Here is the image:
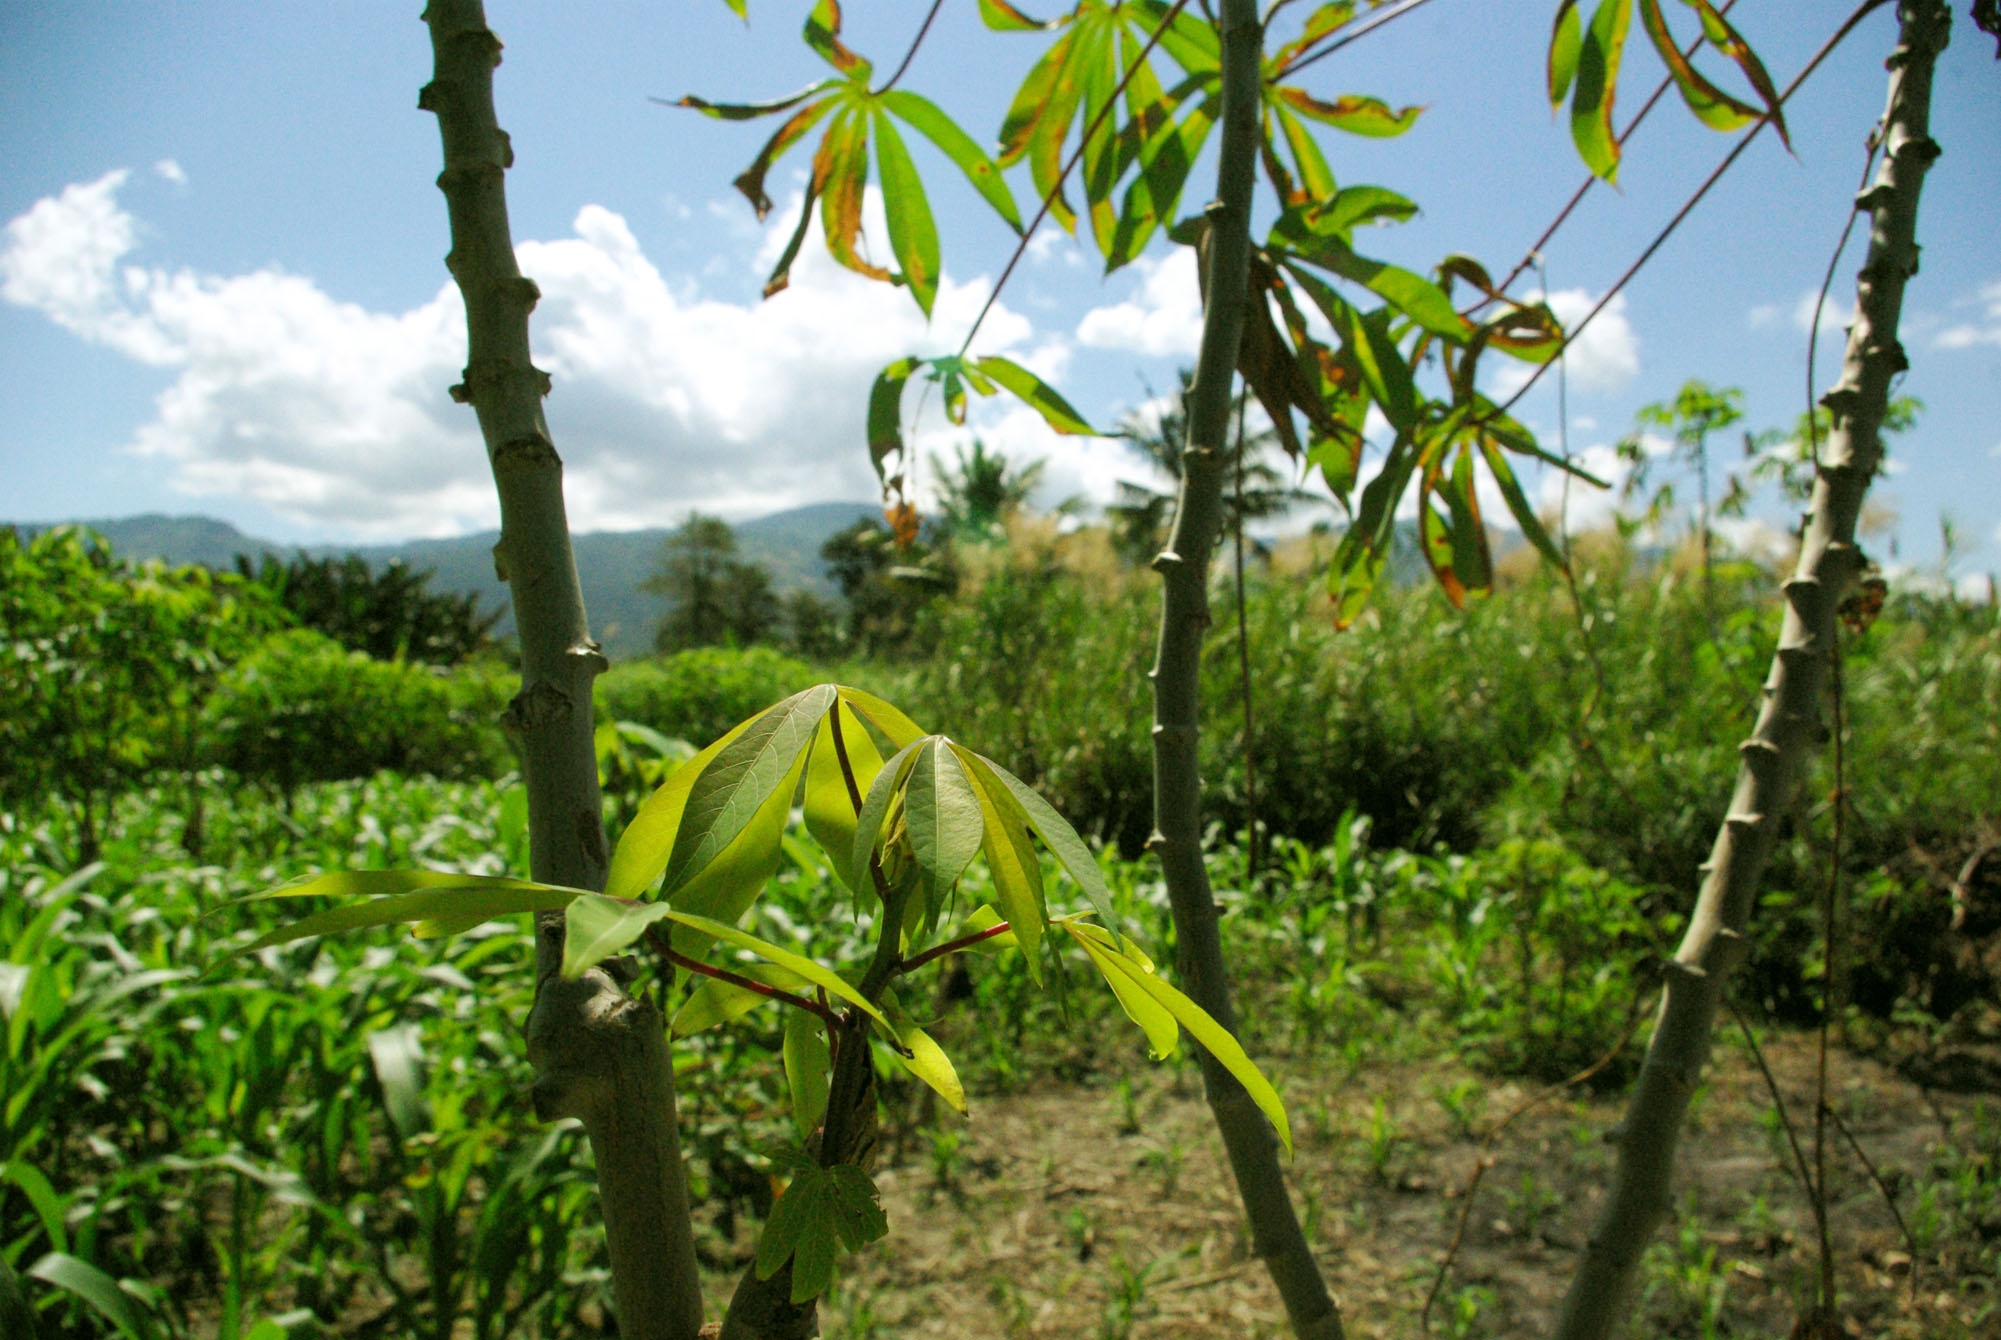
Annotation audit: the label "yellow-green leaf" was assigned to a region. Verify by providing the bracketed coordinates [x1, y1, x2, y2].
[784, 1010, 833, 1136]
[560, 898, 888, 1029]
[210, 870, 583, 964]
[670, 964, 806, 1037]
[951, 744, 1045, 978]
[1065, 921, 1292, 1155]
[666, 684, 835, 895]
[882, 996, 966, 1113]
[803, 702, 884, 894]
[904, 739, 985, 907]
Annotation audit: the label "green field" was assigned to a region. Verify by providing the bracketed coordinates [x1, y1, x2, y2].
[4, 524, 1999, 1337]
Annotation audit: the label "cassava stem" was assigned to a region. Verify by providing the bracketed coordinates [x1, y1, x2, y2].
[1553, 5, 1950, 1335]
[419, 5, 703, 1337]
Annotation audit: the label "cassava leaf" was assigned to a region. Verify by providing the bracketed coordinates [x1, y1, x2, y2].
[783, 1010, 832, 1136]
[1635, 0, 1758, 134]
[954, 744, 1046, 977]
[866, 357, 922, 489]
[803, 0, 870, 78]
[210, 871, 583, 963]
[1064, 921, 1293, 1155]
[881, 995, 966, 1113]
[671, 964, 806, 1037]
[980, 0, 1060, 32]
[730, 94, 839, 219]
[880, 90, 1023, 232]
[818, 110, 891, 282]
[559, 898, 888, 1029]
[955, 751, 1119, 939]
[1570, 0, 1633, 182]
[1273, 87, 1421, 137]
[836, 686, 928, 750]
[1549, 0, 1584, 104]
[972, 356, 1098, 435]
[903, 739, 985, 908]
[803, 702, 884, 894]
[664, 684, 835, 894]
[870, 110, 940, 317]
[850, 738, 927, 890]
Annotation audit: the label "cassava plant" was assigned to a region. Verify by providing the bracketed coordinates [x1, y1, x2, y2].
[685, 1, 1830, 1335]
[205, 1, 1979, 1337]
[1556, 3, 1957, 1334]
[219, 685, 1291, 1339]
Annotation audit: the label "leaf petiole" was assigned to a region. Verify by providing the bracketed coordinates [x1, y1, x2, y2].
[899, 920, 1014, 976]
[643, 926, 842, 1028]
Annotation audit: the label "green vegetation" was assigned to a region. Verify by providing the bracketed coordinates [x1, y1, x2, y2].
[5, 514, 1996, 1337]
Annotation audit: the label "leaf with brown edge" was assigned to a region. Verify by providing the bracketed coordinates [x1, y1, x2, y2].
[980, 0, 1061, 32]
[762, 174, 825, 300]
[674, 82, 836, 123]
[866, 357, 920, 491]
[871, 110, 940, 318]
[1684, 0, 1789, 150]
[1548, 0, 1583, 104]
[803, 0, 871, 79]
[818, 110, 891, 283]
[998, 28, 1079, 166]
[1479, 438, 1568, 569]
[1569, 0, 1632, 183]
[1110, 83, 1213, 267]
[730, 94, 839, 220]
[1273, 87, 1421, 138]
[1482, 302, 1565, 364]
[1129, 0, 1219, 75]
[1271, 101, 1337, 205]
[1270, 1, 1359, 71]
[880, 90, 1023, 233]
[1636, 0, 1758, 134]
[1418, 493, 1468, 608]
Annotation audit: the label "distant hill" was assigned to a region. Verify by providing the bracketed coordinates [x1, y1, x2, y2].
[12, 502, 879, 662]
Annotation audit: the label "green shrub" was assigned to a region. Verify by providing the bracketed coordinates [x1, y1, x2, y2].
[595, 645, 824, 749]
[204, 630, 510, 790]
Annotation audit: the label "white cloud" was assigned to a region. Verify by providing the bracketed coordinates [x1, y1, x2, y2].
[153, 159, 187, 186]
[2, 172, 1055, 540]
[1489, 288, 1640, 397]
[1533, 442, 1628, 534]
[1935, 279, 2001, 349]
[1075, 248, 1203, 357]
[1751, 289, 1855, 335]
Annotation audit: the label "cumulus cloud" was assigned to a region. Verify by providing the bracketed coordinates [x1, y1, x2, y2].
[1533, 442, 1630, 535]
[1488, 288, 1640, 398]
[1935, 279, 2001, 349]
[1749, 289, 1855, 336]
[154, 159, 187, 186]
[2, 172, 1050, 539]
[1076, 248, 1203, 357]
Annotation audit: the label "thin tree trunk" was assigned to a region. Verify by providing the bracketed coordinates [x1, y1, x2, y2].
[1554, 4, 1950, 1334]
[419, 6, 704, 1338]
[1148, 3, 1343, 1338]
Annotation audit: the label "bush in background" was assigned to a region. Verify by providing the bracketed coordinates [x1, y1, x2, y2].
[596, 645, 824, 749]
[204, 630, 511, 795]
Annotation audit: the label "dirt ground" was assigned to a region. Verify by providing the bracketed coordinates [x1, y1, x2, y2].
[705, 1031, 2000, 1339]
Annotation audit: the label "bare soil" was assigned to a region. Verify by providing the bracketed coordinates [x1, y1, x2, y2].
[701, 1031, 2000, 1339]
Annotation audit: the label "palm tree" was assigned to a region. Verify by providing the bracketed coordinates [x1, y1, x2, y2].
[1108, 371, 1317, 567]
[929, 439, 1048, 543]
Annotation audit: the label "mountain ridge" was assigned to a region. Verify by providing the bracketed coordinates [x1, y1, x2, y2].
[9, 502, 879, 662]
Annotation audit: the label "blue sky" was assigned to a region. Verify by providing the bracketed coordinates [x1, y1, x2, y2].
[3, 2, 1996, 587]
